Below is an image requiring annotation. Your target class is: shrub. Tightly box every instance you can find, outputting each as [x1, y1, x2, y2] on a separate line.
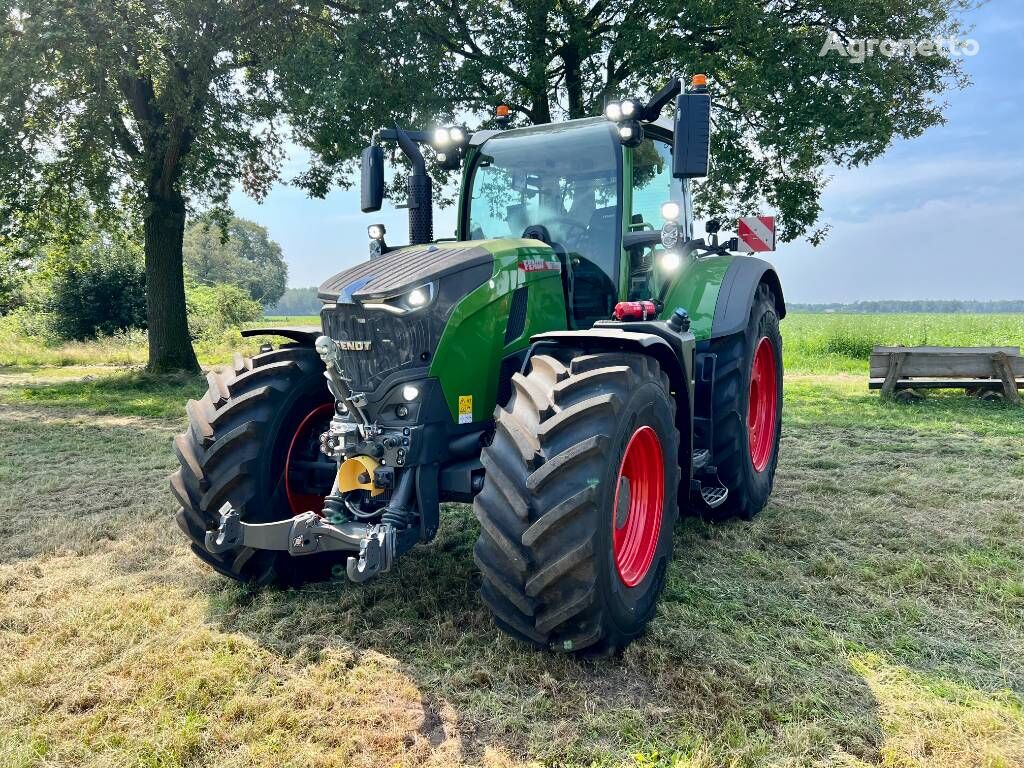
[41, 235, 147, 340]
[186, 281, 262, 340]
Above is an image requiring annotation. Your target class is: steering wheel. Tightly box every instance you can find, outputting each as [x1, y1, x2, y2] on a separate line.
[540, 216, 589, 250]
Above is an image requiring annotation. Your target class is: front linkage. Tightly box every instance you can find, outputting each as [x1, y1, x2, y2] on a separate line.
[206, 334, 418, 582]
[205, 507, 397, 583]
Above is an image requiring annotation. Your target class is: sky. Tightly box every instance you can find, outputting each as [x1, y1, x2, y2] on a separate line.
[230, 1, 1024, 304]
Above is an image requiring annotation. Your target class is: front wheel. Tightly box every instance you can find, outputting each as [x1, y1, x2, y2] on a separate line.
[473, 351, 680, 655]
[707, 281, 783, 520]
[170, 344, 339, 586]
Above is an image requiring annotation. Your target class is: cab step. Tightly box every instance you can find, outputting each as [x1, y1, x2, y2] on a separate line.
[692, 448, 710, 473]
[699, 484, 729, 509]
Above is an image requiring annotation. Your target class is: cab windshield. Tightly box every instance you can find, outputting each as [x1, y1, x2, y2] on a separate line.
[464, 119, 621, 326]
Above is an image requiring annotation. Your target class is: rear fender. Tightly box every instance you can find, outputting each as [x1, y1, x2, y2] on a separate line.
[710, 257, 785, 339]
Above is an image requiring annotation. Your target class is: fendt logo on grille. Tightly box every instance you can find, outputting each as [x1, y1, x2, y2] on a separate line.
[338, 340, 372, 351]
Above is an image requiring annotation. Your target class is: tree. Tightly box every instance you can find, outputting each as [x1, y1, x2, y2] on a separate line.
[0, 1, 309, 372]
[297, 0, 972, 243]
[183, 215, 288, 306]
[265, 286, 321, 317]
[0, 252, 28, 315]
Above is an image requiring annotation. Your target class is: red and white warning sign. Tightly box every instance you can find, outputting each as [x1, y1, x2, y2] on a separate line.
[736, 216, 776, 252]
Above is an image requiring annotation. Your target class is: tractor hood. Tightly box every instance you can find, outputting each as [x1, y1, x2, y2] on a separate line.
[318, 242, 494, 304]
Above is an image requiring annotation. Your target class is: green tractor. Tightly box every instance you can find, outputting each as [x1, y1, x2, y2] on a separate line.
[171, 76, 785, 654]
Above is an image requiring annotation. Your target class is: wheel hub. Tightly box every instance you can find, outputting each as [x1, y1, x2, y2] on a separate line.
[285, 403, 336, 515]
[748, 336, 778, 472]
[612, 426, 664, 587]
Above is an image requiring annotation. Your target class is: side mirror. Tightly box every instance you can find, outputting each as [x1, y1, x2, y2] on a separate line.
[360, 145, 384, 212]
[672, 86, 711, 179]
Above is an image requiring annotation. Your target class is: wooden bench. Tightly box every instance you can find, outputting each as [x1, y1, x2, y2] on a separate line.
[869, 346, 1024, 404]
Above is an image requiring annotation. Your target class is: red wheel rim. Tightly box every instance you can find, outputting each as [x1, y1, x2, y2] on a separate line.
[285, 403, 334, 515]
[612, 426, 665, 587]
[748, 337, 778, 472]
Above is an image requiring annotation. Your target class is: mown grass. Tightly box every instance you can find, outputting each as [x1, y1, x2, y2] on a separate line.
[1, 362, 1022, 767]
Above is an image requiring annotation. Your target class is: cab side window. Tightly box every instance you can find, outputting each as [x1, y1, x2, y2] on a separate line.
[631, 139, 678, 232]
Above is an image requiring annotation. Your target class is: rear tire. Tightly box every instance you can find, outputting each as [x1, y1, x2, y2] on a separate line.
[706, 282, 783, 520]
[473, 351, 680, 655]
[170, 344, 338, 586]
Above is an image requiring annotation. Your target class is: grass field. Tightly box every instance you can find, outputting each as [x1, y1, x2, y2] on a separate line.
[1, 314, 1023, 767]
[4, 312, 1024, 374]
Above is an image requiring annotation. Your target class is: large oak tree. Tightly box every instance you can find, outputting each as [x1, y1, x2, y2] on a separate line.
[0, 1, 308, 371]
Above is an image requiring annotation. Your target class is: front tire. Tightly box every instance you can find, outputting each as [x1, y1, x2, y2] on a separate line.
[706, 282, 783, 520]
[170, 344, 338, 586]
[473, 351, 680, 655]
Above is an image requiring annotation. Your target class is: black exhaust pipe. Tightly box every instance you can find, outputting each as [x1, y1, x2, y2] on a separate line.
[395, 127, 433, 245]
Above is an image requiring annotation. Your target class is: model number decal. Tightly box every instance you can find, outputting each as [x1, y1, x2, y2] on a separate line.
[518, 259, 561, 273]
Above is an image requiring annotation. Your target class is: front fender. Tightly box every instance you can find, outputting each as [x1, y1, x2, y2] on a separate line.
[241, 326, 321, 345]
[528, 326, 694, 480]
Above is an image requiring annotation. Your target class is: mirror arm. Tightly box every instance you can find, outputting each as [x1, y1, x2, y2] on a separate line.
[640, 77, 681, 122]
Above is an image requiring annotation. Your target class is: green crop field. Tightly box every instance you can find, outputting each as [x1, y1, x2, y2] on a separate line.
[1, 313, 1023, 767]
[783, 313, 1024, 374]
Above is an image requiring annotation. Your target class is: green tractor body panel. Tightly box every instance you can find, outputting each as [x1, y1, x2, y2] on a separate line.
[658, 253, 737, 341]
[427, 238, 567, 423]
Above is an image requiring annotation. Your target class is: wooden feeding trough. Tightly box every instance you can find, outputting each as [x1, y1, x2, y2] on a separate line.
[869, 346, 1023, 404]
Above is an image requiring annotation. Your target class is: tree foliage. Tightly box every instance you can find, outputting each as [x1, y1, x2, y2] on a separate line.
[0, 0, 313, 370]
[183, 215, 288, 305]
[0, 0, 975, 367]
[295, 0, 972, 243]
[265, 286, 322, 317]
[185, 279, 262, 340]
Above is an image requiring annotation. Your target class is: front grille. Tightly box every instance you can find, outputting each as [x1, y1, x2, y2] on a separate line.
[322, 305, 437, 392]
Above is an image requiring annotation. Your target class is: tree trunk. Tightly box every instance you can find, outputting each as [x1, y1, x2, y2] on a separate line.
[526, 1, 554, 124]
[144, 190, 199, 374]
[563, 45, 585, 119]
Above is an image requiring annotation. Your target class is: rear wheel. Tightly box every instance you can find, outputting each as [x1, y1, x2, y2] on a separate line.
[170, 344, 339, 586]
[473, 351, 680, 655]
[706, 282, 783, 520]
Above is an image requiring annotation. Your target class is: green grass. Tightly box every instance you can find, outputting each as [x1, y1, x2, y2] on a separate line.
[1, 357, 1022, 767]
[261, 314, 320, 325]
[0, 369, 204, 419]
[0, 315, 320, 368]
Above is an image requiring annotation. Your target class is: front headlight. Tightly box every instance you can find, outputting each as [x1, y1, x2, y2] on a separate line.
[361, 283, 436, 315]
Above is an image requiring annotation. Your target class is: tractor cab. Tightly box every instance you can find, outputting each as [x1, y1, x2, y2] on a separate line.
[359, 75, 712, 331]
[460, 117, 692, 328]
